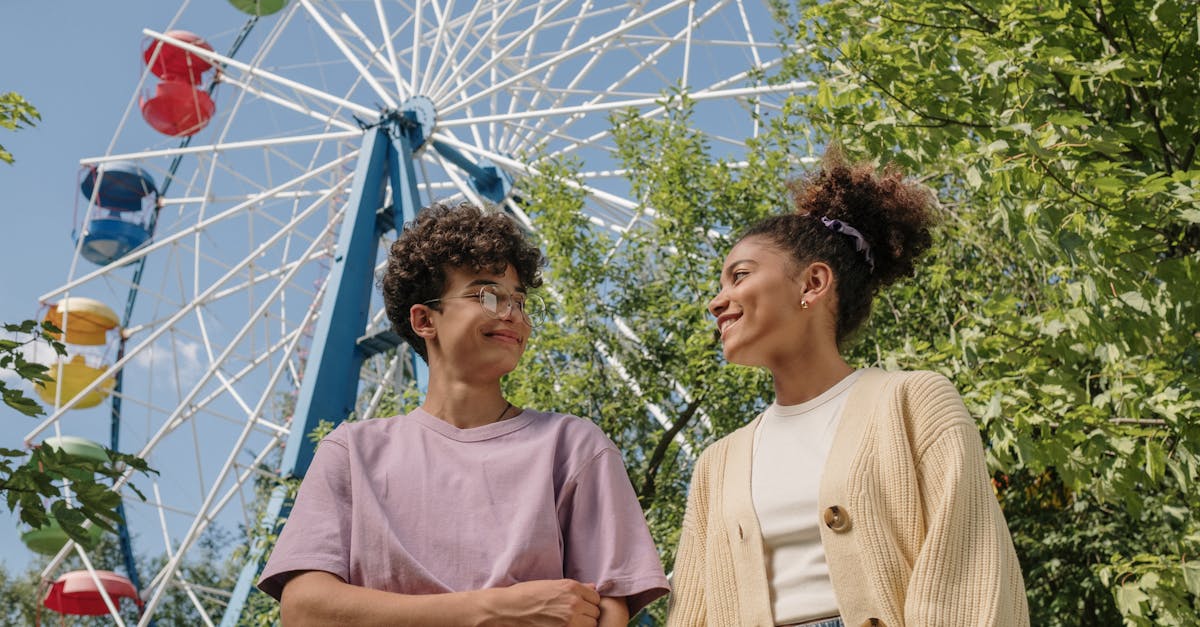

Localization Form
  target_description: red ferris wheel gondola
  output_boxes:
[140,30,216,137]
[41,570,142,618]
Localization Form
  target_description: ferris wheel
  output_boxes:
[22,0,807,624]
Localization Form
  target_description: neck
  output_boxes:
[421,366,511,429]
[768,339,854,406]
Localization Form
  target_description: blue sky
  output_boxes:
[0,0,250,575]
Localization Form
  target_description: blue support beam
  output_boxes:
[221,127,391,625]
[388,118,430,393]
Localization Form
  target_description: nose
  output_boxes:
[707,288,728,318]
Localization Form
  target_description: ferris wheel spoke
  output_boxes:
[27,186,347,443]
[494,106,614,157]
[428,0,560,105]
[79,131,360,166]
[144,29,376,119]
[137,328,304,623]
[438,132,638,218]
[372,0,407,98]
[543,79,809,164]
[423,0,499,102]
[219,75,360,132]
[734,0,764,68]
[208,254,326,304]
[438,0,689,118]
[300,0,398,108]
[42,153,355,304]
[145,248,328,449]
[336,6,410,97]
[359,352,402,421]
[406,0,421,90]
[418,0,455,95]
[503,1,746,156]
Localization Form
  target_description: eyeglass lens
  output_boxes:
[479,285,540,324]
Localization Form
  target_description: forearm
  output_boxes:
[598,596,629,627]
[281,571,493,627]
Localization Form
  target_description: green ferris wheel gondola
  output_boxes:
[227,0,289,16]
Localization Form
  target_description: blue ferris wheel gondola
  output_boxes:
[78,161,157,266]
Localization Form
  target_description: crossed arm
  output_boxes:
[280,570,629,627]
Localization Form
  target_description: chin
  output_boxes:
[720,342,745,365]
[721,342,763,369]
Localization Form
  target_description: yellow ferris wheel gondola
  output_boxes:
[36,298,120,409]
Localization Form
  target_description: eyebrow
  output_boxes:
[461,278,527,293]
[722,259,756,276]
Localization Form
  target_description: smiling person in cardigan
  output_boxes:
[257,201,668,626]
[667,149,1029,627]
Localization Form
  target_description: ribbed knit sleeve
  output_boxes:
[901,373,1030,626]
[667,445,713,626]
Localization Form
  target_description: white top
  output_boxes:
[752,370,863,624]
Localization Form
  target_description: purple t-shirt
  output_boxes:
[257,408,669,614]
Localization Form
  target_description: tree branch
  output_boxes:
[959,2,1001,32]
[1075,0,1176,172]
[638,392,705,507]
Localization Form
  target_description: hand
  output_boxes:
[482,579,601,627]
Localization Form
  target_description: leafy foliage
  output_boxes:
[0,91,40,165]
[503,96,798,622]
[763,0,1200,622]
[2,319,65,417]
[2,319,155,550]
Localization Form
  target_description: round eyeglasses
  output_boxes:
[424,284,545,326]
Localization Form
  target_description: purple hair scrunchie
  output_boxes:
[819,216,875,272]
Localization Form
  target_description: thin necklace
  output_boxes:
[494,401,513,422]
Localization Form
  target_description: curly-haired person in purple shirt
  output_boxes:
[257,201,669,626]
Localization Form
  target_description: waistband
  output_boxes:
[779,617,843,627]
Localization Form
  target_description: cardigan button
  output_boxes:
[823,505,851,532]
[860,619,885,627]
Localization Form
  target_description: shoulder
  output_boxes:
[325,415,403,443]
[693,415,760,476]
[880,370,976,454]
[543,410,609,436]
[529,411,623,475]
[888,370,969,421]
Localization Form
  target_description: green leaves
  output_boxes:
[2,319,66,417]
[1,441,155,549]
[0,92,40,165]
[767,0,1199,622]
[1,318,155,550]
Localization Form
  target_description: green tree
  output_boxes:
[0,91,39,165]
[761,0,1200,623]
[500,96,801,622]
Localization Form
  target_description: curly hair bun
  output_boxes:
[788,146,939,289]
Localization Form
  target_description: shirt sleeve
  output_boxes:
[256,426,353,601]
[558,447,670,616]
[905,374,1030,626]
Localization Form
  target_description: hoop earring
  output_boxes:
[800,299,809,310]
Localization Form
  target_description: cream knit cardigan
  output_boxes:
[667,369,1029,627]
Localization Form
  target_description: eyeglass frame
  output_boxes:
[422,283,545,326]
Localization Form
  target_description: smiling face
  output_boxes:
[418,264,531,383]
[708,236,813,368]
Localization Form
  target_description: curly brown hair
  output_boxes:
[739,147,939,344]
[381,201,544,361]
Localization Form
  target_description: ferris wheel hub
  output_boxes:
[383,96,437,154]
